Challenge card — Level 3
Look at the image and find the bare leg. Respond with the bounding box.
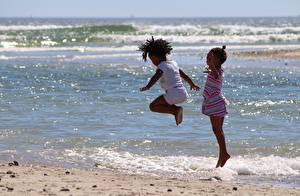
[149,95,183,125]
[210,116,230,167]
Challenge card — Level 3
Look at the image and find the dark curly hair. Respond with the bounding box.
[138,36,173,62]
[211,45,227,65]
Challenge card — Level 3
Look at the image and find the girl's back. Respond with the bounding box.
[158,60,183,91]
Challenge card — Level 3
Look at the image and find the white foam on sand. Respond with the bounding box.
[61,148,300,181]
[227,155,300,176]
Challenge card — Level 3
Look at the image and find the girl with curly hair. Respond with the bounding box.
[139,37,200,125]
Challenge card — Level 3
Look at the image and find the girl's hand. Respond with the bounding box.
[190,84,200,91]
[140,86,149,92]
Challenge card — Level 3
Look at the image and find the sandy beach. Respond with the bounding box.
[0,17,300,195]
[230,48,300,59]
[0,162,298,196]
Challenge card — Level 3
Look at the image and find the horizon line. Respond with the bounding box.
[0,15,299,19]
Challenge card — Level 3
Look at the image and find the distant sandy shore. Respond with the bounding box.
[0,162,299,195]
[230,48,300,59]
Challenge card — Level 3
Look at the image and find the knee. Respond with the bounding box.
[149,102,155,112]
[212,127,218,133]
[212,126,221,133]
[213,128,224,137]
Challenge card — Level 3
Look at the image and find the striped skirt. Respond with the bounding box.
[202,95,228,117]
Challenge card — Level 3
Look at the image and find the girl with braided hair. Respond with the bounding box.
[139,37,200,125]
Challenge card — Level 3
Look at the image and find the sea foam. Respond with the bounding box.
[61,148,300,180]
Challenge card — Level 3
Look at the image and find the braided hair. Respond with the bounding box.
[211,45,227,65]
[138,36,173,62]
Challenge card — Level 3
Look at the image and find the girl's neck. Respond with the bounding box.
[154,56,167,66]
[160,56,167,62]
[214,64,221,70]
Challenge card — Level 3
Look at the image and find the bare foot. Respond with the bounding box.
[220,153,231,167]
[175,107,183,125]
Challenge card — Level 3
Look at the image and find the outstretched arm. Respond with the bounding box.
[179,69,200,90]
[140,69,163,91]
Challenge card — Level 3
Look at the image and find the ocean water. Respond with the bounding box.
[0,17,299,188]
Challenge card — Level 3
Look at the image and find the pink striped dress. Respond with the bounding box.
[202,68,228,117]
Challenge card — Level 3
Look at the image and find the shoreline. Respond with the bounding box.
[0,162,299,195]
[230,48,300,59]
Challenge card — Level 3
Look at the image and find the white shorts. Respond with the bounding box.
[163,86,188,105]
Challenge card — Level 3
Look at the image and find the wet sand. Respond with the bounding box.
[230,48,300,59]
[0,162,299,195]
